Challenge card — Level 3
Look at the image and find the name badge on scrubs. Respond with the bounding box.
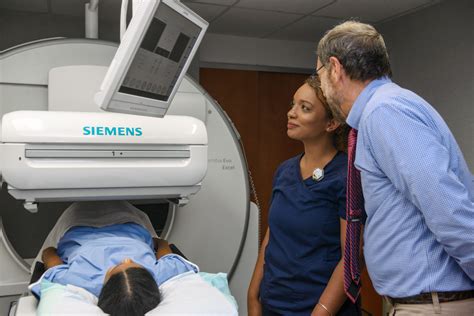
[312,168,324,182]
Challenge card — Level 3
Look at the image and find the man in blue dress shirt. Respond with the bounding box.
[315,21,474,315]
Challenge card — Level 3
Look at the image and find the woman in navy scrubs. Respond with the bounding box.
[248,76,359,316]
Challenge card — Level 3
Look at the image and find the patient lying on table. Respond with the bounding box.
[30,201,198,316]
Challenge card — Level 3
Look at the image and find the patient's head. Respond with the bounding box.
[98,259,161,316]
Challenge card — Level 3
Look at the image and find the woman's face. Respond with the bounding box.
[104,258,143,283]
[287,83,331,142]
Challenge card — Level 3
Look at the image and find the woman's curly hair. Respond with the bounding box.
[305,75,350,152]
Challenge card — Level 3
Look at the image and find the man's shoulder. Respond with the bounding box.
[361,82,429,125]
[365,82,404,111]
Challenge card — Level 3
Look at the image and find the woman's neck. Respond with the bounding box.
[304,135,336,159]
[301,136,337,173]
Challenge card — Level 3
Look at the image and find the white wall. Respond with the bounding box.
[199,33,316,71]
[378,0,474,170]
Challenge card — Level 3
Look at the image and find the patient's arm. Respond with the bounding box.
[42,247,64,269]
[153,238,172,259]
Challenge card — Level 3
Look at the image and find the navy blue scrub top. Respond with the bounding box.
[260,152,359,315]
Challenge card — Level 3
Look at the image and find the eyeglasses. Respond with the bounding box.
[310,64,325,80]
[315,64,325,74]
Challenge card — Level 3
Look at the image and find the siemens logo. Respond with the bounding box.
[83,126,143,136]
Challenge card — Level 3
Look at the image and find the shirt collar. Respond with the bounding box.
[346,76,392,130]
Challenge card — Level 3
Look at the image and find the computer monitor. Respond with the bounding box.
[95,0,208,117]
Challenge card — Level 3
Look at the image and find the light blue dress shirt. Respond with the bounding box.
[347,77,474,297]
[31,223,198,298]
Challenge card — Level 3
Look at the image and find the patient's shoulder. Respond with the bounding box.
[154,254,199,286]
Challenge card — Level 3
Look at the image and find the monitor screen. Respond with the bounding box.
[96,0,208,117]
[118,2,202,102]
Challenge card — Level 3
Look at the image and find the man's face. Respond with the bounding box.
[316,58,346,122]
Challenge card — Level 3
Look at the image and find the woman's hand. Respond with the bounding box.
[152,238,172,259]
[311,302,333,316]
[311,219,357,316]
[247,295,262,316]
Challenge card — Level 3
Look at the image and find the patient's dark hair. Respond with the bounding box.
[98,267,161,316]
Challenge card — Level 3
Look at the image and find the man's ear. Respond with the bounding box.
[326,118,341,132]
[328,56,343,83]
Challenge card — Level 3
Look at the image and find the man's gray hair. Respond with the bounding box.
[317,21,392,81]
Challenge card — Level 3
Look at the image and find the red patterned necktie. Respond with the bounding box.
[343,128,364,303]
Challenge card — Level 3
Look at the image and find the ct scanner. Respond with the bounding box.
[0,38,259,315]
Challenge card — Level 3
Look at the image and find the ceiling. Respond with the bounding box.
[0,0,441,42]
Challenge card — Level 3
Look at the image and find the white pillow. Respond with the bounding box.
[151,272,237,315]
[34,273,238,315]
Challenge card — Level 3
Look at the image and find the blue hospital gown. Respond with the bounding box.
[31,223,198,298]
